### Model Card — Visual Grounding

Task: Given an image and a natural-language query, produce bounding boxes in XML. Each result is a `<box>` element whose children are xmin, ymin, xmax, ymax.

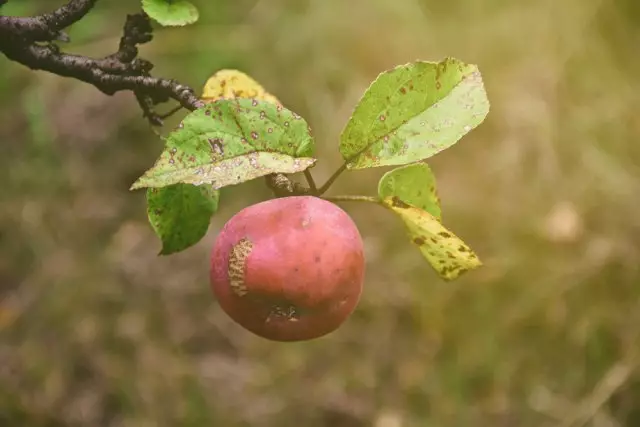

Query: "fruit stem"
<box><xmin>322</xmin><ymin>195</ymin><xmax>380</xmax><ymax>204</ymax></box>
<box><xmin>317</xmin><ymin>162</ymin><xmax>347</xmax><ymax>195</ymax></box>
<box><xmin>304</xmin><ymin>169</ymin><xmax>318</xmax><ymax>194</ymax></box>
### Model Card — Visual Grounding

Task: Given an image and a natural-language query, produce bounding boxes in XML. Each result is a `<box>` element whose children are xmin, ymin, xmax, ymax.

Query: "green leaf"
<box><xmin>142</xmin><ymin>0</ymin><xmax>199</xmax><ymax>27</ymax></box>
<box><xmin>130</xmin><ymin>98</ymin><xmax>316</xmax><ymax>190</ymax></box>
<box><xmin>378</xmin><ymin>163</ymin><xmax>441</xmax><ymax>221</ymax></box>
<box><xmin>340</xmin><ymin>57</ymin><xmax>489</xmax><ymax>169</ymax></box>
<box><xmin>147</xmin><ymin>184</ymin><xmax>219</xmax><ymax>255</ymax></box>
<box><xmin>381</xmin><ymin>197</ymin><xmax>481</xmax><ymax>281</ymax></box>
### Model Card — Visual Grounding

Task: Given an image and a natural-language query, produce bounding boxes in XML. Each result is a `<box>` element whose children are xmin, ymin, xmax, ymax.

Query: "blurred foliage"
<box><xmin>1</xmin><ymin>0</ymin><xmax>640</xmax><ymax>426</ymax></box>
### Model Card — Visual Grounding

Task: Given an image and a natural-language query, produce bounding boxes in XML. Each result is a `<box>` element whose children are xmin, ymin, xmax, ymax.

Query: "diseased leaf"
<box><xmin>378</xmin><ymin>163</ymin><xmax>441</xmax><ymax>220</ymax></box>
<box><xmin>136</xmin><ymin>152</ymin><xmax>315</xmax><ymax>189</ymax></box>
<box><xmin>142</xmin><ymin>0</ymin><xmax>199</xmax><ymax>26</ymax></box>
<box><xmin>130</xmin><ymin>98</ymin><xmax>316</xmax><ymax>190</ymax></box>
<box><xmin>202</xmin><ymin>69</ymin><xmax>281</xmax><ymax>105</ymax></box>
<box><xmin>147</xmin><ymin>184</ymin><xmax>219</xmax><ymax>255</ymax></box>
<box><xmin>381</xmin><ymin>197</ymin><xmax>482</xmax><ymax>280</ymax></box>
<box><xmin>340</xmin><ymin>57</ymin><xmax>489</xmax><ymax>169</ymax></box>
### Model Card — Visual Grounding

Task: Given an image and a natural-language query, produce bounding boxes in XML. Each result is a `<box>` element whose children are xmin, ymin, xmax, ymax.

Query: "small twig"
<box><xmin>0</xmin><ymin>0</ymin><xmax>98</xmax><ymax>42</ymax></box>
<box><xmin>135</xmin><ymin>91</ymin><xmax>164</xmax><ymax>126</ymax></box>
<box><xmin>0</xmin><ymin>40</ymin><xmax>203</xmax><ymax>108</ymax></box>
<box><xmin>317</xmin><ymin>162</ymin><xmax>348</xmax><ymax>195</ymax></box>
<box><xmin>304</xmin><ymin>170</ymin><xmax>318</xmax><ymax>194</ymax></box>
<box><xmin>322</xmin><ymin>195</ymin><xmax>380</xmax><ymax>204</ymax></box>
<box><xmin>157</xmin><ymin>105</ymin><xmax>185</xmax><ymax>120</ymax></box>
<box><xmin>0</xmin><ymin>8</ymin><xmax>204</xmax><ymax>125</ymax></box>
<box><xmin>110</xmin><ymin>13</ymin><xmax>153</xmax><ymax>64</ymax></box>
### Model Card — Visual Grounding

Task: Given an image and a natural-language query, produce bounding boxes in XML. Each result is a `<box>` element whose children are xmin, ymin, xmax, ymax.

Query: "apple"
<box><xmin>209</xmin><ymin>196</ymin><xmax>365</xmax><ymax>341</ymax></box>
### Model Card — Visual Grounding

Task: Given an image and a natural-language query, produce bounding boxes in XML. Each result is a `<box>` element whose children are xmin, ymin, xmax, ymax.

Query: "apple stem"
<box><xmin>304</xmin><ymin>169</ymin><xmax>318</xmax><ymax>194</ymax></box>
<box><xmin>321</xmin><ymin>195</ymin><xmax>380</xmax><ymax>204</ymax></box>
<box><xmin>316</xmin><ymin>162</ymin><xmax>347</xmax><ymax>195</ymax></box>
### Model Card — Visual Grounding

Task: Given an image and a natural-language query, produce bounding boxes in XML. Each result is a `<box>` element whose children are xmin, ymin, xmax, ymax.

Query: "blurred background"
<box><xmin>1</xmin><ymin>0</ymin><xmax>640</xmax><ymax>426</ymax></box>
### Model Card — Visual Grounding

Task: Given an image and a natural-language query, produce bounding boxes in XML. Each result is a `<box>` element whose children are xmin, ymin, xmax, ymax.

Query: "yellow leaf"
<box><xmin>201</xmin><ymin>69</ymin><xmax>281</xmax><ymax>105</ymax></box>
<box><xmin>381</xmin><ymin>196</ymin><xmax>482</xmax><ymax>280</ymax></box>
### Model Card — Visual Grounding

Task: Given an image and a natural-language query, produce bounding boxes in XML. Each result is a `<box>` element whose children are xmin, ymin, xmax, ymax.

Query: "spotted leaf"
<box><xmin>378</xmin><ymin>163</ymin><xmax>441</xmax><ymax>221</ymax></box>
<box><xmin>340</xmin><ymin>58</ymin><xmax>489</xmax><ymax>169</ymax></box>
<box><xmin>130</xmin><ymin>98</ymin><xmax>316</xmax><ymax>190</ymax></box>
<box><xmin>147</xmin><ymin>184</ymin><xmax>219</xmax><ymax>255</ymax></box>
<box><xmin>202</xmin><ymin>69</ymin><xmax>281</xmax><ymax>105</ymax></box>
<box><xmin>381</xmin><ymin>197</ymin><xmax>481</xmax><ymax>280</ymax></box>
<box><xmin>142</xmin><ymin>0</ymin><xmax>199</xmax><ymax>26</ymax></box>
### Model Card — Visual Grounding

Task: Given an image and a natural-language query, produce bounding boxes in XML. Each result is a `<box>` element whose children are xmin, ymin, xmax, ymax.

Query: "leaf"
<box><xmin>202</xmin><ymin>69</ymin><xmax>281</xmax><ymax>105</ymax></box>
<box><xmin>130</xmin><ymin>98</ymin><xmax>316</xmax><ymax>190</ymax></box>
<box><xmin>340</xmin><ymin>57</ymin><xmax>490</xmax><ymax>169</ymax></box>
<box><xmin>147</xmin><ymin>184</ymin><xmax>219</xmax><ymax>255</ymax></box>
<box><xmin>378</xmin><ymin>163</ymin><xmax>441</xmax><ymax>221</ymax></box>
<box><xmin>381</xmin><ymin>197</ymin><xmax>482</xmax><ymax>281</ymax></box>
<box><xmin>142</xmin><ymin>0</ymin><xmax>199</xmax><ymax>27</ymax></box>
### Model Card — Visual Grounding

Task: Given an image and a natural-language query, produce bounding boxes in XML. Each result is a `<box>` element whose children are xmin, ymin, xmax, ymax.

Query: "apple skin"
<box><xmin>209</xmin><ymin>196</ymin><xmax>365</xmax><ymax>342</ymax></box>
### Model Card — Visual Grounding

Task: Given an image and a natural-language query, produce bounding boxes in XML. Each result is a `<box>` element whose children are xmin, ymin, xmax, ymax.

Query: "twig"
<box><xmin>157</xmin><ymin>105</ymin><xmax>185</xmax><ymax>120</ymax></box>
<box><xmin>0</xmin><ymin>2</ymin><xmax>204</xmax><ymax>126</ymax></box>
<box><xmin>322</xmin><ymin>195</ymin><xmax>380</xmax><ymax>204</ymax></box>
<box><xmin>0</xmin><ymin>0</ymin><xmax>98</xmax><ymax>42</ymax></box>
<box><xmin>0</xmin><ymin>0</ymin><xmax>317</xmax><ymax>198</ymax></box>
<box><xmin>317</xmin><ymin>162</ymin><xmax>348</xmax><ymax>195</ymax></box>
<box><xmin>304</xmin><ymin>170</ymin><xmax>318</xmax><ymax>194</ymax></box>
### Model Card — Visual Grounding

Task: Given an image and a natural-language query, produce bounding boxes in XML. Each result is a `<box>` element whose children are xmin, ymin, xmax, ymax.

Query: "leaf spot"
<box><xmin>391</xmin><ymin>196</ymin><xmax>410</xmax><ymax>209</ymax></box>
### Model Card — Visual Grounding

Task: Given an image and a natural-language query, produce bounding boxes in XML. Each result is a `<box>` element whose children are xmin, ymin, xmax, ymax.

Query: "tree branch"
<box><xmin>0</xmin><ymin>1</ymin><xmax>204</xmax><ymax>126</ymax></box>
<box><xmin>0</xmin><ymin>0</ymin><xmax>97</xmax><ymax>42</ymax></box>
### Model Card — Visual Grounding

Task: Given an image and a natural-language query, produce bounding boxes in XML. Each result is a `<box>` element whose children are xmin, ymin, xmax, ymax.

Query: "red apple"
<box><xmin>209</xmin><ymin>196</ymin><xmax>365</xmax><ymax>341</ymax></box>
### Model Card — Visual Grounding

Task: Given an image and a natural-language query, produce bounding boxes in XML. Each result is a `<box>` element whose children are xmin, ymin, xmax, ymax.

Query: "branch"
<box><xmin>0</xmin><ymin>0</ymin><xmax>97</xmax><ymax>42</ymax></box>
<box><xmin>317</xmin><ymin>161</ymin><xmax>348</xmax><ymax>195</ymax></box>
<box><xmin>1</xmin><ymin>1</ymin><xmax>313</xmax><ymax>197</ymax></box>
<box><xmin>0</xmin><ymin>1</ymin><xmax>204</xmax><ymax>125</ymax></box>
